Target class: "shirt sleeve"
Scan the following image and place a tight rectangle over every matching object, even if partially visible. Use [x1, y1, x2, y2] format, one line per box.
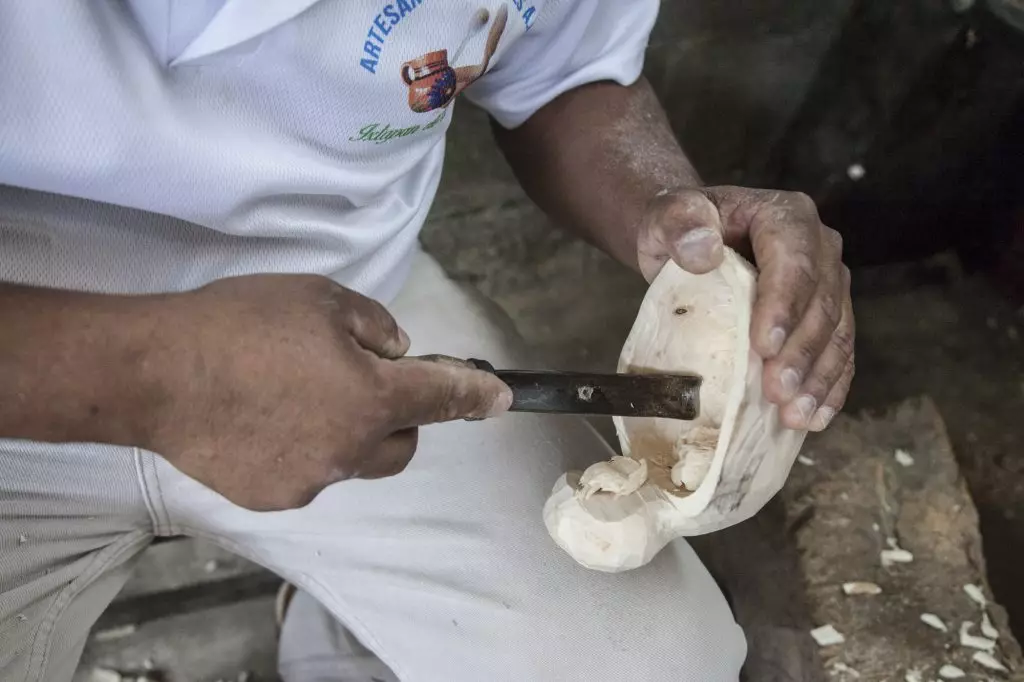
[463, 0, 660, 129]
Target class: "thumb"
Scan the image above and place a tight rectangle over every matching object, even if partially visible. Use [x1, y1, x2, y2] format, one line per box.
[386, 355, 513, 427]
[637, 189, 725, 282]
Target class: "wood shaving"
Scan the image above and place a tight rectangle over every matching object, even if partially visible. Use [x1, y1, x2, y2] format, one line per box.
[881, 548, 914, 566]
[894, 448, 915, 467]
[972, 651, 1008, 672]
[959, 621, 997, 652]
[904, 669, 923, 682]
[842, 581, 882, 596]
[830, 661, 860, 677]
[920, 613, 949, 632]
[964, 583, 987, 607]
[981, 612, 999, 639]
[797, 455, 816, 466]
[810, 624, 845, 646]
[576, 457, 648, 500]
[938, 664, 966, 679]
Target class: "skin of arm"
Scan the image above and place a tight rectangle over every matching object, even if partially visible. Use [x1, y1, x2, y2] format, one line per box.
[493, 77, 855, 431]
[0, 278, 510, 510]
[0, 283, 163, 447]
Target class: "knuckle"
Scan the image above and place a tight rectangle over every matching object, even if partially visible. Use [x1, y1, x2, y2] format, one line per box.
[789, 253, 818, 291]
[790, 190, 813, 205]
[804, 377, 832, 403]
[434, 377, 459, 422]
[305, 274, 341, 298]
[367, 301, 393, 329]
[791, 342, 818, 370]
[825, 393, 848, 415]
[830, 384, 853, 413]
[362, 303, 391, 334]
[824, 226, 843, 252]
[830, 325, 856, 362]
[825, 361, 856, 413]
[817, 290, 843, 330]
[778, 249, 819, 296]
[663, 191, 716, 223]
[786, 190, 817, 214]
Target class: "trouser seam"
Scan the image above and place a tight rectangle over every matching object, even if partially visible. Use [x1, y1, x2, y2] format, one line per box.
[24, 529, 152, 682]
[133, 448, 177, 536]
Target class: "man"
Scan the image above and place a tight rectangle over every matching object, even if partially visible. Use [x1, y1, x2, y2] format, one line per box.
[0, 1, 853, 680]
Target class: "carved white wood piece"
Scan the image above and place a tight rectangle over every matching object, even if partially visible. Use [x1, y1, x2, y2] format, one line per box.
[543, 248, 808, 572]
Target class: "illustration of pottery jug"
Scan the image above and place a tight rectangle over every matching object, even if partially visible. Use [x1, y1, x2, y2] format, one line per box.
[402, 50, 457, 113]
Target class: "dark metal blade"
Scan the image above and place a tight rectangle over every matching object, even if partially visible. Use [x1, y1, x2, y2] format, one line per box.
[468, 359, 701, 420]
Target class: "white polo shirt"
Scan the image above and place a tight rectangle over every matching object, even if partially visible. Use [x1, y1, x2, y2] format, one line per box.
[0, 0, 657, 302]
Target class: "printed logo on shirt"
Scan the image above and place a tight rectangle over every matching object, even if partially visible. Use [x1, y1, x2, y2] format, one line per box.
[399, 5, 506, 113]
[359, 1, 535, 76]
[347, 2, 513, 145]
[348, 2, 539, 145]
[348, 108, 448, 145]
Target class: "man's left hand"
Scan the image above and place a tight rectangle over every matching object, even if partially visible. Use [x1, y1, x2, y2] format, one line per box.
[636, 186, 854, 432]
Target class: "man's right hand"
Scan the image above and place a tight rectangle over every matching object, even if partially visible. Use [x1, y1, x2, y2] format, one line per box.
[140, 274, 512, 511]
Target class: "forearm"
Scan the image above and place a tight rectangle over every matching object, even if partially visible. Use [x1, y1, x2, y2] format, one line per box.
[492, 76, 700, 272]
[0, 283, 163, 446]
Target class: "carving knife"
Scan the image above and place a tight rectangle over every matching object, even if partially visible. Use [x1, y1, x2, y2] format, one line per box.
[466, 358, 701, 420]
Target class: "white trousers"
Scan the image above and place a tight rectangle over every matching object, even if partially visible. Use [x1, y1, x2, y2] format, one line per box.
[0, 250, 746, 682]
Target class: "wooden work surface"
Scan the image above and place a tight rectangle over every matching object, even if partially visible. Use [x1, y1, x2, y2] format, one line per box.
[693, 397, 1023, 682]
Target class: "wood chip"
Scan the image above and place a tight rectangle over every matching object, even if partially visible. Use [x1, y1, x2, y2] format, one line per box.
[959, 621, 997, 651]
[981, 612, 999, 640]
[904, 669, 923, 682]
[797, 455, 816, 466]
[830, 661, 860, 677]
[894, 448, 915, 467]
[939, 664, 966, 679]
[972, 651, 1008, 672]
[881, 548, 914, 566]
[921, 613, 949, 632]
[964, 583, 987, 607]
[842, 581, 882, 596]
[810, 624, 845, 646]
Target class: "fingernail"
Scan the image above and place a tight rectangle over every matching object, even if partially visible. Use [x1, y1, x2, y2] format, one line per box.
[813, 406, 836, 431]
[766, 327, 786, 356]
[675, 228, 723, 272]
[794, 395, 818, 424]
[780, 367, 802, 397]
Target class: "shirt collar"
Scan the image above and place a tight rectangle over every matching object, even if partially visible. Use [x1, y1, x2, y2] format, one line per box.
[127, 0, 324, 66]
